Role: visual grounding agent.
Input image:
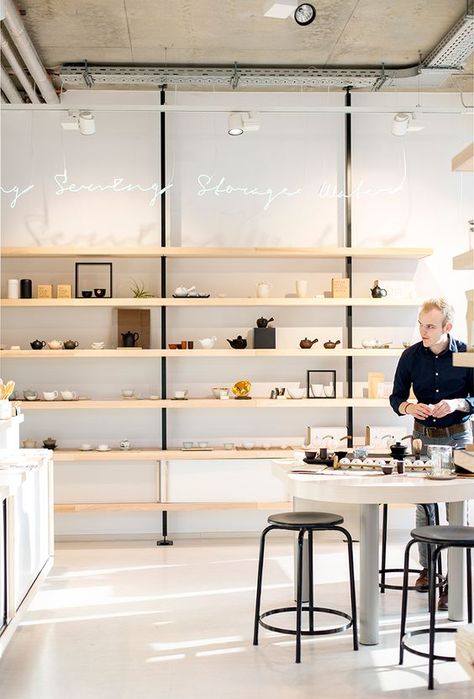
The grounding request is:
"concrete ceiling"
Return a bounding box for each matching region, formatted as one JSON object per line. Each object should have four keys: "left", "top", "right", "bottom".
{"left": 12, "top": 0, "right": 474, "bottom": 92}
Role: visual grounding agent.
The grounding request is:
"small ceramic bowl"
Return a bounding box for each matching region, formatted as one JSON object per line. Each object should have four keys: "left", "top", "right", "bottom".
{"left": 288, "top": 387, "right": 306, "bottom": 399}
{"left": 168, "top": 344, "right": 178, "bottom": 350}
{"left": 339, "top": 457, "right": 351, "bottom": 464}
{"left": 382, "top": 465, "right": 394, "bottom": 475}
{"left": 351, "top": 458, "right": 362, "bottom": 465}
{"left": 94, "top": 288, "right": 106, "bottom": 297}
{"left": 304, "top": 451, "right": 317, "bottom": 460}
{"left": 81, "top": 290, "right": 93, "bottom": 298}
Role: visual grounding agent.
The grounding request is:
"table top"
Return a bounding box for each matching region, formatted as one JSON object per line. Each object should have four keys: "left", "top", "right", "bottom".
{"left": 273, "top": 463, "right": 474, "bottom": 505}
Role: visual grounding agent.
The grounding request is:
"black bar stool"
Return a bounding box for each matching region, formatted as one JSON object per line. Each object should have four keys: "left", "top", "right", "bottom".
{"left": 253, "top": 511, "right": 358, "bottom": 663}
{"left": 399, "top": 525, "right": 473, "bottom": 690}
{"left": 380, "top": 503, "right": 444, "bottom": 592}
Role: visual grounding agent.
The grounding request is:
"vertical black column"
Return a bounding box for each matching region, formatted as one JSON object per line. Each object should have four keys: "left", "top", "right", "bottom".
{"left": 158, "top": 86, "right": 173, "bottom": 545}
{"left": 344, "top": 87, "right": 354, "bottom": 448}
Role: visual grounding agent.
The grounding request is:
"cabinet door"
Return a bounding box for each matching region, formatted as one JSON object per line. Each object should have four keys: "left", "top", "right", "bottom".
{"left": 0, "top": 499, "right": 6, "bottom": 632}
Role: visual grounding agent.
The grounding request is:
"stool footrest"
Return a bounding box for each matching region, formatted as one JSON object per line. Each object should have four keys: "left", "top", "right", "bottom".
{"left": 379, "top": 568, "right": 444, "bottom": 591}
{"left": 259, "top": 605, "right": 353, "bottom": 637}
{"left": 401, "top": 627, "right": 457, "bottom": 663}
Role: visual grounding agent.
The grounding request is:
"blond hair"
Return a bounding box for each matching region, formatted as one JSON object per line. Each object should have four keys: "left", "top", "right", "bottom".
{"left": 420, "top": 298, "right": 454, "bottom": 325}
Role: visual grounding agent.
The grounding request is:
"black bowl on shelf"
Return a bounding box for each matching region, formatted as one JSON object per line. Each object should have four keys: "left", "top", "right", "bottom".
{"left": 94, "top": 288, "right": 106, "bottom": 297}
{"left": 81, "top": 290, "right": 93, "bottom": 298}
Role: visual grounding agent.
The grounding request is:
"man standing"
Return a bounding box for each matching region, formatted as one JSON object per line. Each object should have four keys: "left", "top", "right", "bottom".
{"left": 390, "top": 298, "right": 473, "bottom": 609}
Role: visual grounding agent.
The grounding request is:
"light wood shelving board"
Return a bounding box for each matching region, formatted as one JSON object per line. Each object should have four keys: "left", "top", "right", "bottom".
{"left": 1, "top": 348, "right": 405, "bottom": 358}
{"left": 54, "top": 500, "right": 292, "bottom": 513}
{"left": 53, "top": 447, "right": 300, "bottom": 461}
{"left": 453, "top": 353, "right": 474, "bottom": 368}
{"left": 1, "top": 297, "right": 422, "bottom": 308}
{"left": 453, "top": 249, "right": 474, "bottom": 270}
{"left": 19, "top": 397, "right": 390, "bottom": 409}
{"left": 1, "top": 246, "right": 432, "bottom": 259}
{"left": 452, "top": 142, "right": 474, "bottom": 172}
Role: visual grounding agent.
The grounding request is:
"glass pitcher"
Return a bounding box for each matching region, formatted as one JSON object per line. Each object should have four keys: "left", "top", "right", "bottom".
{"left": 427, "top": 445, "right": 453, "bottom": 477}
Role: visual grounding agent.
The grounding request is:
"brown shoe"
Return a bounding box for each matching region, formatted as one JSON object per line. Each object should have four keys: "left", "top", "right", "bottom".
{"left": 415, "top": 568, "right": 429, "bottom": 592}
{"left": 438, "top": 586, "right": 448, "bottom": 611}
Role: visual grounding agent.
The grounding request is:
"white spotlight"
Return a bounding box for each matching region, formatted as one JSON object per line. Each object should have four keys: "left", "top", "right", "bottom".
{"left": 228, "top": 112, "right": 260, "bottom": 136}
{"left": 228, "top": 112, "right": 244, "bottom": 136}
{"left": 79, "top": 110, "right": 96, "bottom": 135}
{"left": 391, "top": 112, "right": 410, "bottom": 136}
{"left": 294, "top": 3, "right": 316, "bottom": 26}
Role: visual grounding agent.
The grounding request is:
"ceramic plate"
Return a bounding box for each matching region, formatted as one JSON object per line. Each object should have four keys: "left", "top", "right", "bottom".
{"left": 80, "top": 447, "right": 93, "bottom": 451}
{"left": 425, "top": 474, "right": 457, "bottom": 481}
{"left": 96, "top": 447, "right": 112, "bottom": 452}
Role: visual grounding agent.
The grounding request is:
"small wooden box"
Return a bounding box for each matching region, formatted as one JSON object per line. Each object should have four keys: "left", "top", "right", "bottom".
{"left": 117, "top": 309, "right": 150, "bottom": 349}
{"left": 37, "top": 284, "right": 52, "bottom": 298}
{"left": 56, "top": 284, "right": 72, "bottom": 298}
{"left": 331, "top": 278, "right": 350, "bottom": 298}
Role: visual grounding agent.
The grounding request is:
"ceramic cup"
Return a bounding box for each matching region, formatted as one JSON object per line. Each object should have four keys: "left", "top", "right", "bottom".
{"left": 224, "top": 443, "right": 234, "bottom": 450}
{"left": 97, "top": 444, "right": 109, "bottom": 451}
{"left": 121, "top": 389, "right": 134, "bottom": 398}
{"left": 182, "top": 441, "right": 194, "bottom": 449}
{"left": 81, "top": 443, "right": 92, "bottom": 451}
{"left": 311, "top": 383, "right": 324, "bottom": 397}
{"left": 296, "top": 279, "right": 308, "bottom": 298}
{"left": 43, "top": 390, "right": 59, "bottom": 401}
{"left": 60, "top": 390, "right": 77, "bottom": 401}
{"left": 91, "top": 342, "right": 105, "bottom": 350}
{"left": 174, "top": 390, "right": 188, "bottom": 399}
{"left": 198, "top": 441, "right": 208, "bottom": 448}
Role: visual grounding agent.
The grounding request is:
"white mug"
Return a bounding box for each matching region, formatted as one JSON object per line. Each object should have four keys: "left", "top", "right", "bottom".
{"left": 296, "top": 280, "right": 308, "bottom": 298}
{"left": 43, "top": 390, "right": 59, "bottom": 401}
{"left": 174, "top": 390, "right": 188, "bottom": 399}
{"left": 60, "top": 390, "right": 77, "bottom": 401}
{"left": 7, "top": 279, "right": 19, "bottom": 299}
{"left": 256, "top": 282, "right": 271, "bottom": 298}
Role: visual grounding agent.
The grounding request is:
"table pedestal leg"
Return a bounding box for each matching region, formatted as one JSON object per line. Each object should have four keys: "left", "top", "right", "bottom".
{"left": 448, "top": 500, "right": 467, "bottom": 622}
{"left": 360, "top": 504, "right": 379, "bottom": 645}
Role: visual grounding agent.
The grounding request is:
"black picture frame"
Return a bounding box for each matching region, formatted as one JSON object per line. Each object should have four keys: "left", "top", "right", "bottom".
{"left": 307, "top": 370, "right": 337, "bottom": 399}
{"left": 75, "top": 262, "right": 113, "bottom": 298}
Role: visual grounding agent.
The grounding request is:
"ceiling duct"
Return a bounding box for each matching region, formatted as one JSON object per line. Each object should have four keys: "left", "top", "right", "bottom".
{"left": 0, "top": 64, "right": 22, "bottom": 103}
{"left": 2, "top": 0, "right": 58, "bottom": 103}
{"left": 0, "top": 28, "right": 40, "bottom": 103}
{"left": 422, "top": 12, "right": 474, "bottom": 68}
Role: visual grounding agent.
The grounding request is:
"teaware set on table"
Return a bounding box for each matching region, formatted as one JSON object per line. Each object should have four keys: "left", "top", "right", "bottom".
{"left": 172, "top": 285, "right": 210, "bottom": 298}
{"left": 22, "top": 389, "right": 80, "bottom": 401}
{"left": 30, "top": 339, "right": 80, "bottom": 350}
{"left": 79, "top": 439, "right": 132, "bottom": 452}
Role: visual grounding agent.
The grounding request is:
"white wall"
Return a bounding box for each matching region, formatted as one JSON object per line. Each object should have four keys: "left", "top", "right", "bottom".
{"left": 1, "top": 90, "right": 473, "bottom": 537}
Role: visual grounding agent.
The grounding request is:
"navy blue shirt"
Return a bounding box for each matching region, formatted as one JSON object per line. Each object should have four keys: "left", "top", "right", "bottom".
{"left": 389, "top": 336, "right": 474, "bottom": 427}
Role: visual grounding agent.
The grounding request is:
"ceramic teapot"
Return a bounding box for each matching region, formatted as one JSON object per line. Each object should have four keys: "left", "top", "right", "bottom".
{"left": 43, "top": 437, "right": 57, "bottom": 450}
{"left": 63, "top": 340, "right": 79, "bottom": 350}
{"left": 227, "top": 335, "right": 247, "bottom": 350}
{"left": 389, "top": 441, "right": 408, "bottom": 458}
{"left": 299, "top": 337, "right": 318, "bottom": 349}
{"left": 22, "top": 439, "right": 37, "bottom": 449}
{"left": 198, "top": 336, "right": 217, "bottom": 349}
{"left": 323, "top": 340, "right": 341, "bottom": 349}
{"left": 256, "top": 316, "right": 274, "bottom": 328}
{"left": 121, "top": 331, "right": 139, "bottom": 347}
{"left": 30, "top": 339, "right": 46, "bottom": 350}
{"left": 47, "top": 340, "right": 63, "bottom": 350}
{"left": 174, "top": 285, "right": 196, "bottom": 297}
{"left": 370, "top": 280, "right": 387, "bottom": 298}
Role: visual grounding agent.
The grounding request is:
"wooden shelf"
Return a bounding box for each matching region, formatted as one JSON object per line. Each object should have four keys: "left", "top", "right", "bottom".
{"left": 453, "top": 249, "right": 474, "bottom": 270}
{"left": 452, "top": 142, "right": 474, "bottom": 172}
{"left": 19, "top": 398, "right": 390, "bottom": 409}
{"left": 54, "top": 500, "right": 292, "bottom": 513}
{"left": 453, "top": 352, "right": 474, "bottom": 368}
{"left": 1, "top": 246, "right": 432, "bottom": 259}
{"left": 1, "top": 348, "right": 405, "bottom": 358}
{"left": 0, "top": 296, "right": 422, "bottom": 308}
{"left": 53, "top": 447, "right": 299, "bottom": 461}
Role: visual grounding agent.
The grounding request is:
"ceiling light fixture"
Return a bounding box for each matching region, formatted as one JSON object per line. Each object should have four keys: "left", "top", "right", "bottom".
{"left": 391, "top": 112, "right": 411, "bottom": 136}
{"left": 60, "top": 110, "right": 96, "bottom": 135}
{"left": 228, "top": 112, "right": 260, "bottom": 136}
{"left": 294, "top": 3, "right": 316, "bottom": 26}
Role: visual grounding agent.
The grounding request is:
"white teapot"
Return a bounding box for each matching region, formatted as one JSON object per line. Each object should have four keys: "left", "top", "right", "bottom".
{"left": 47, "top": 339, "right": 64, "bottom": 350}
{"left": 198, "top": 336, "right": 217, "bottom": 349}
{"left": 174, "top": 285, "right": 196, "bottom": 297}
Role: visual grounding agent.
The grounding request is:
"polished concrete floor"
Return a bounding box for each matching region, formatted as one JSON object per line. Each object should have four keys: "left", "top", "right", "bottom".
{"left": 0, "top": 535, "right": 472, "bottom": 698}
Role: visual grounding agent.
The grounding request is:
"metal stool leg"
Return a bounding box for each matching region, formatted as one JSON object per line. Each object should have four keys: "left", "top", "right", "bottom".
{"left": 335, "top": 525, "right": 359, "bottom": 650}
{"left": 428, "top": 546, "right": 444, "bottom": 690}
{"left": 308, "top": 529, "right": 314, "bottom": 633}
{"left": 467, "top": 548, "right": 472, "bottom": 624}
{"left": 295, "top": 528, "right": 305, "bottom": 663}
{"left": 399, "top": 538, "right": 417, "bottom": 665}
{"left": 433, "top": 504, "right": 443, "bottom": 583}
{"left": 253, "top": 524, "right": 277, "bottom": 646}
{"left": 380, "top": 504, "right": 388, "bottom": 593}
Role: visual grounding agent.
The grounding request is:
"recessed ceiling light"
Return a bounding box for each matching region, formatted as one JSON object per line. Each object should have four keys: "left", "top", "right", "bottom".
{"left": 264, "top": 2, "right": 297, "bottom": 20}
{"left": 294, "top": 3, "right": 316, "bottom": 26}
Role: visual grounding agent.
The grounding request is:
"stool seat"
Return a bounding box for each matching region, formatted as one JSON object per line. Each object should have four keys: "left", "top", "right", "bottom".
{"left": 268, "top": 511, "right": 344, "bottom": 528}
{"left": 411, "top": 525, "right": 474, "bottom": 547}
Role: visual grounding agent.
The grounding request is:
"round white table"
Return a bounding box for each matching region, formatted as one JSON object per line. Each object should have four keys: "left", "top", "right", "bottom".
{"left": 275, "top": 466, "right": 474, "bottom": 645}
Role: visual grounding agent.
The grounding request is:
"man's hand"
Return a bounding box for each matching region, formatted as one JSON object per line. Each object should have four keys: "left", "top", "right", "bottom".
{"left": 406, "top": 402, "right": 433, "bottom": 419}
{"left": 431, "top": 399, "right": 457, "bottom": 418}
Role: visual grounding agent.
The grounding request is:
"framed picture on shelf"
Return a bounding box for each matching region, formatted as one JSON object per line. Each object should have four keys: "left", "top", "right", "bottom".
{"left": 75, "top": 262, "right": 113, "bottom": 298}
{"left": 307, "top": 370, "right": 336, "bottom": 399}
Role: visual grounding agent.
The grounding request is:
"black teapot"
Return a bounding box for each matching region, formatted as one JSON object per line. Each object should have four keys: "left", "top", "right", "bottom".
{"left": 256, "top": 316, "right": 274, "bottom": 328}
{"left": 30, "top": 339, "right": 46, "bottom": 350}
{"left": 370, "top": 280, "right": 387, "bottom": 298}
{"left": 389, "top": 441, "right": 408, "bottom": 458}
{"left": 226, "top": 335, "right": 247, "bottom": 349}
{"left": 43, "top": 437, "right": 57, "bottom": 450}
{"left": 299, "top": 337, "right": 318, "bottom": 349}
{"left": 63, "top": 340, "right": 79, "bottom": 350}
{"left": 121, "top": 331, "right": 139, "bottom": 348}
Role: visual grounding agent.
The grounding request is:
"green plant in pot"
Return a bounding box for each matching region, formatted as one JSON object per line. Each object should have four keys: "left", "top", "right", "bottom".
{"left": 130, "top": 280, "right": 154, "bottom": 298}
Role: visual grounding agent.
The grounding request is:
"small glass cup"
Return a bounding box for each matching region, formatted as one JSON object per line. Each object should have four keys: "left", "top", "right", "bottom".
{"left": 427, "top": 445, "right": 453, "bottom": 477}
